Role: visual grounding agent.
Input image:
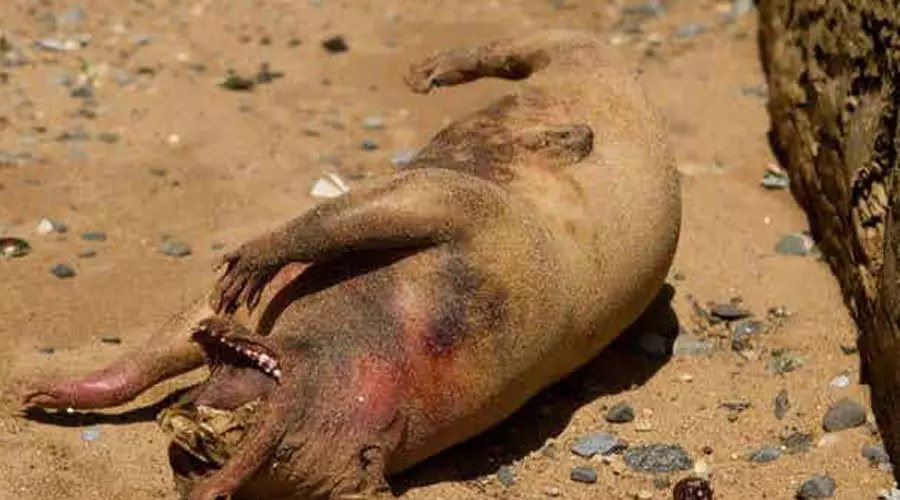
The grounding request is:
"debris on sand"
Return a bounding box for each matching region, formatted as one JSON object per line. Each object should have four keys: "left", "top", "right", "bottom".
{"left": 0, "top": 237, "right": 31, "bottom": 258}
{"left": 310, "top": 173, "right": 350, "bottom": 199}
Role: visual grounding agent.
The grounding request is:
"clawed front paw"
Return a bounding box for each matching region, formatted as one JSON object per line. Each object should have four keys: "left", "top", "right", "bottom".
{"left": 213, "top": 241, "right": 282, "bottom": 314}
{"left": 405, "top": 51, "right": 475, "bottom": 94}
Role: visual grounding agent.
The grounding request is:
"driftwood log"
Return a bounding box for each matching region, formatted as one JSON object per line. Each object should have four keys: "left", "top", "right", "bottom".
{"left": 758, "top": 0, "right": 900, "bottom": 480}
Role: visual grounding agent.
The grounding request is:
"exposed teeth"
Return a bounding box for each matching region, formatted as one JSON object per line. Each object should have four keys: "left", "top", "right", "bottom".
{"left": 197, "top": 325, "right": 282, "bottom": 382}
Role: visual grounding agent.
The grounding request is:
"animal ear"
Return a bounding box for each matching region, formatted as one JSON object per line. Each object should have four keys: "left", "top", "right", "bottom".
{"left": 518, "top": 123, "right": 594, "bottom": 165}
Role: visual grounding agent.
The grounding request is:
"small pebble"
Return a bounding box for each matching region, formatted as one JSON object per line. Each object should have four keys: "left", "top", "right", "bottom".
{"left": 96, "top": 132, "right": 121, "bottom": 144}
{"left": 762, "top": 170, "right": 789, "bottom": 189}
{"left": 862, "top": 444, "right": 891, "bottom": 466}
{"left": 822, "top": 398, "right": 867, "bottom": 432}
{"left": 570, "top": 465, "right": 598, "bottom": 484}
{"left": 361, "top": 139, "right": 379, "bottom": 151}
{"left": 50, "top": 263, "right": 76, "bottom": 278}
{"left": 100, "top": 336, "right": 122, "bottom": 345}
{"left": 81, "top": 426, "right": 102, "bottom": 442}
{"left": 77, "top": 249, "right": 97, "bottom": 258}
{"left": 731, "top": 319, "right": 764, "bottom": 351}
{"left": 545, "top": 486, "right": 561, "bottom": 497}
{"left": 775, "top": 233, "right": 815, "bottom": 255}
{"left": 322, "top": 35, "right": 349, "bottom": 53}
{"left": 218, "top": 72, "right": 255, "bottom": 91}
{"left": 69, "top": 84, "right": 93, "bottom": 99}
{"left": 391, "top": 149, "right": 417, "bottom": 167}
{"left": 161, "top": 239, "right": 192, "bottom": 258}
{"left": 796, "top": 475, "right": 836, "bottom": 499}
{"left": 829, "top": 374, "right": 851, "bottom": 389}
{"left": 606, "top": 402, "right": 636, "bottom": 423}
{"left": 672, "top": 334, "right": 714, "bottom": 357}
{"left": 709, "top": 303, "right": 751, "bottom": 320}
{"left": 0, "top": 237, "right": 31, "bottom": 258}
{"left": 37, "top": 218, "right": 68, "bottom": 235}
{"left": 310, "top": 174, "right": 350, "bottom": 199}
{"left": 774, "top": 389, "right": 790, "bottom": 420}
{"left": 362, "top": 116, "right": 385, "bottom": 130}
{"left": 624, "top": 444, "right": 693, "bottom": 473}
{"left": 673, "top": 477, "right": 713, "bottom": 500}
{"left": 81, "top": 231, "right": 107, "bottom": 242}
{"left": 748, "top": 446, "right": 781, "bottom": 463}
{"left": 497, "top": 465, "right": 515, "bottom": 487}
{"left": 571, "top": 432, "right": 623, "bottom": 458}
{"left": 38, "top": 346, "right": 56, "bottom": 355}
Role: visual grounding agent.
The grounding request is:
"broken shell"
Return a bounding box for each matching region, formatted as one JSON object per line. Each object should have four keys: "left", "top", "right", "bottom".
{"left": 1, "top": 237, "right": 31, "bottom": 258}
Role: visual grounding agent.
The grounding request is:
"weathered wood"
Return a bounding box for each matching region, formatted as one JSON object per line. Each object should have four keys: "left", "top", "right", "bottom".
{"left": 757, "top": 0, "right": 900, "bottom": 479}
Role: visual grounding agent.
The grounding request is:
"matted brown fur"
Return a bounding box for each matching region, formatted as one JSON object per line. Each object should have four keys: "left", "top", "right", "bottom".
{"left": 21, "top": 30, "right": 681, "bottom": 500}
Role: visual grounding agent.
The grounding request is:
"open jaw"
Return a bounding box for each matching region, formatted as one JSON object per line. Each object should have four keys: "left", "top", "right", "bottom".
{"left": 157, "top": 324, "right": 282, "bottom": 478}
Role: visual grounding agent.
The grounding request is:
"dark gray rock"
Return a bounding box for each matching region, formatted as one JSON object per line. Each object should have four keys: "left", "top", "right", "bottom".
{"left": 748, "top": 446, "right": 781, "bottom": 463}
{"left": 796, "top": 475, "right": 836, "bottom": 499}
{"left": 81, "top": 231, "right": 107, "bottom": 242}
{"left": 624, "top": 444, "right": 693, "bottom": 473}
{"left": 50, "top": 263, "right": 76, "bottom": 278}
{"left": 322, "top": 35, "right": 349, "bottom": 53}
{"left": 774, "top": 389, "right": 790, "bottom": 420}
{"left": 822, "top": 398, "right": 867, "bottom": 432}
{"left": 709, "top": 303, "right": 751, "bottom": 320}
{"left": 605, "top": 402, "right": 636, "bottom": 423}
{"left": 361, "top": 139, "right": 379, "bottom": 151}
{"left": 570, "top": 465, "right": 598, "bottom": 484}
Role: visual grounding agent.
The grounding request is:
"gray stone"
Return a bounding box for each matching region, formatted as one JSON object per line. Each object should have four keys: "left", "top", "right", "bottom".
{"left": 50, "top": 263, "right": 76, "bottom": 278}
{"left": 497, "top": 465, "right": 515, "bottom": 487}
{"left": 775, "top": 233, "right": 815, "bottom": 255}
{"left": 709, "top": 303, "right": 751, "bottom": 320}
{"left": 672, "top": 334, "right": 714, "bottom": 357}
{"left": 796, "top": 475, "right": 836, "bottom": 499}
{"left": 605, "top": 402, "right": 636, "bottom": 423}
{"left": 774, "top": 389, "right": 790, "bottom": 420}
{"left": 822, "top": 398, "right": 867, "bottom": 432}
{"left": 862, "top": 444, "right": 891, "bottom": 466}
{"left": 748, "top": 446, "right": 781, "bottom": 463}
{"left": 81, "top": 231, "right": 107, "bottom": 242}
{"left": 731, "top": 319, "right": 764, "bottom": 351}
{"left": 161, "top": 239, "right": 192, "bottom": 258}
{"left": 570, "top": 465, "right": 597, "bottom": 484}
{"left": 361, "top": 139, "right": 379, "bottom": 151}
{"left": 624, "top": 444, "right": 693, "bottom": 473}
{"left": 571, "top": 432, "right": 623, "bottom": 458}
{"left": 762, "top": 170, "right": 789, "bottom": 189}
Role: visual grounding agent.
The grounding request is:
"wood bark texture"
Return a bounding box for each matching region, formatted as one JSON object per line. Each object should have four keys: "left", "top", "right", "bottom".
{"left": 757, "top": 0, "right": 900, "bottom": 479}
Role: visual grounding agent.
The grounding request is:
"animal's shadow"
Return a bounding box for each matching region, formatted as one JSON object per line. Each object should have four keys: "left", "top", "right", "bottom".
{"left": 391, "top": 283, "right": 680, "bottom": 495}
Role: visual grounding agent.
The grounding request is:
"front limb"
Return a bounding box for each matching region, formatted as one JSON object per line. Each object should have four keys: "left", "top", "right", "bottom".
{"left": 213, "top": 168, "right": 508, "bottom": 313}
